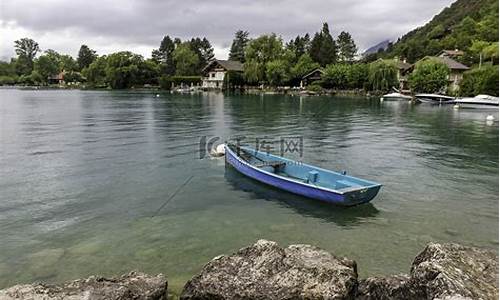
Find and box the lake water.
[0,89,498,293]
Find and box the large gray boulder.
[181,239,358,299]
[0,271,168,300]
[356,243,498,300]
[410,242,498,300]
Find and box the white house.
[202,60,244,89]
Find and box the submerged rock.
[181,239,358,299]
[0,271,168,300]
[356,243,498,300]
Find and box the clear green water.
[0,89,498,293]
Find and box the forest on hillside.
[369,0,498,65]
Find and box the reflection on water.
[224,165,380,227]
[0,89,497,292]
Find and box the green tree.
[63,71,84,83]
[244,34,284,83]
[483,42,499,63]
[347,63,369,89]
[152,36,176,75]
[286,34,311,60]
[188,37,215,73]
[409,58,450,93]
[454,17,478,50]
[459,65,499,96]
[368,59,399,91]
[77,45,97,70]
[243,61,261,84]
[172,43,199,76]
[322,64,350,89]
[59,54,78,72]
[34,51,60,82]
[82,55,107,86]
[265,59,290,86]
[229,30,250,63]
[309,23,337,66]
[14,38,40,75]
[468,40,491,67]
[337,31,357,63]
[105,51,144,89]
[428,24,446,39]
[0,60,16,77]
[140,59,160,85]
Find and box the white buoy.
[210,144,226,157]
[156,94,160,97]
[486,115,495,121]
[380,97,384,102]
[453,104,460,110]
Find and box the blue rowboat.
[224,144,382,206]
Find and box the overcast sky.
[0,0,455,61]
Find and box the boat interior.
[227,144,377,192]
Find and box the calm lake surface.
[0,89,498,292]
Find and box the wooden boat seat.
[254,161,286,168]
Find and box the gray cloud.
[0,0,455,60]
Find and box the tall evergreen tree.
[309,23,337,66]
[286,34,311,60]
[152,36,176,75]
[229,30,250,63]
[77,45,97,70]
[337,31,357,63]
[188,37,215,73]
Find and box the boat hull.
[416,98,455,104]
[454,96,499,109]
[415,94,455,104]
[225,146,381,206]
[455,102,499,109]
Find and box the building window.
[211,73,215,78]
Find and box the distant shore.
[0,84,383,97]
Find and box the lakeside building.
[395,58,413,92]
[202,60,243,89]
[414,52,469,92]
[48,71,65,85]
[300,68,324,87]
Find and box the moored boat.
[415,93,455,104]
[224,144,382,206]
[381,92,413,101]
[454,94,499,109]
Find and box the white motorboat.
[415,94,455,104]
[454,95,499,109]
[381,92,413,101]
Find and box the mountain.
[363,40,391,56]
[378,0,498,63]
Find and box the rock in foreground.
[181,239,358,299]
[358,243,498,300]
[0,271,168,300]
[411,242,498,300]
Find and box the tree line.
[0,21,497,95]
[0,22,360,89]
[0,35,217,89]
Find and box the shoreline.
[0,85,384,97]
[1,240,497,299]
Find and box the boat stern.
[341,185,382,206]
